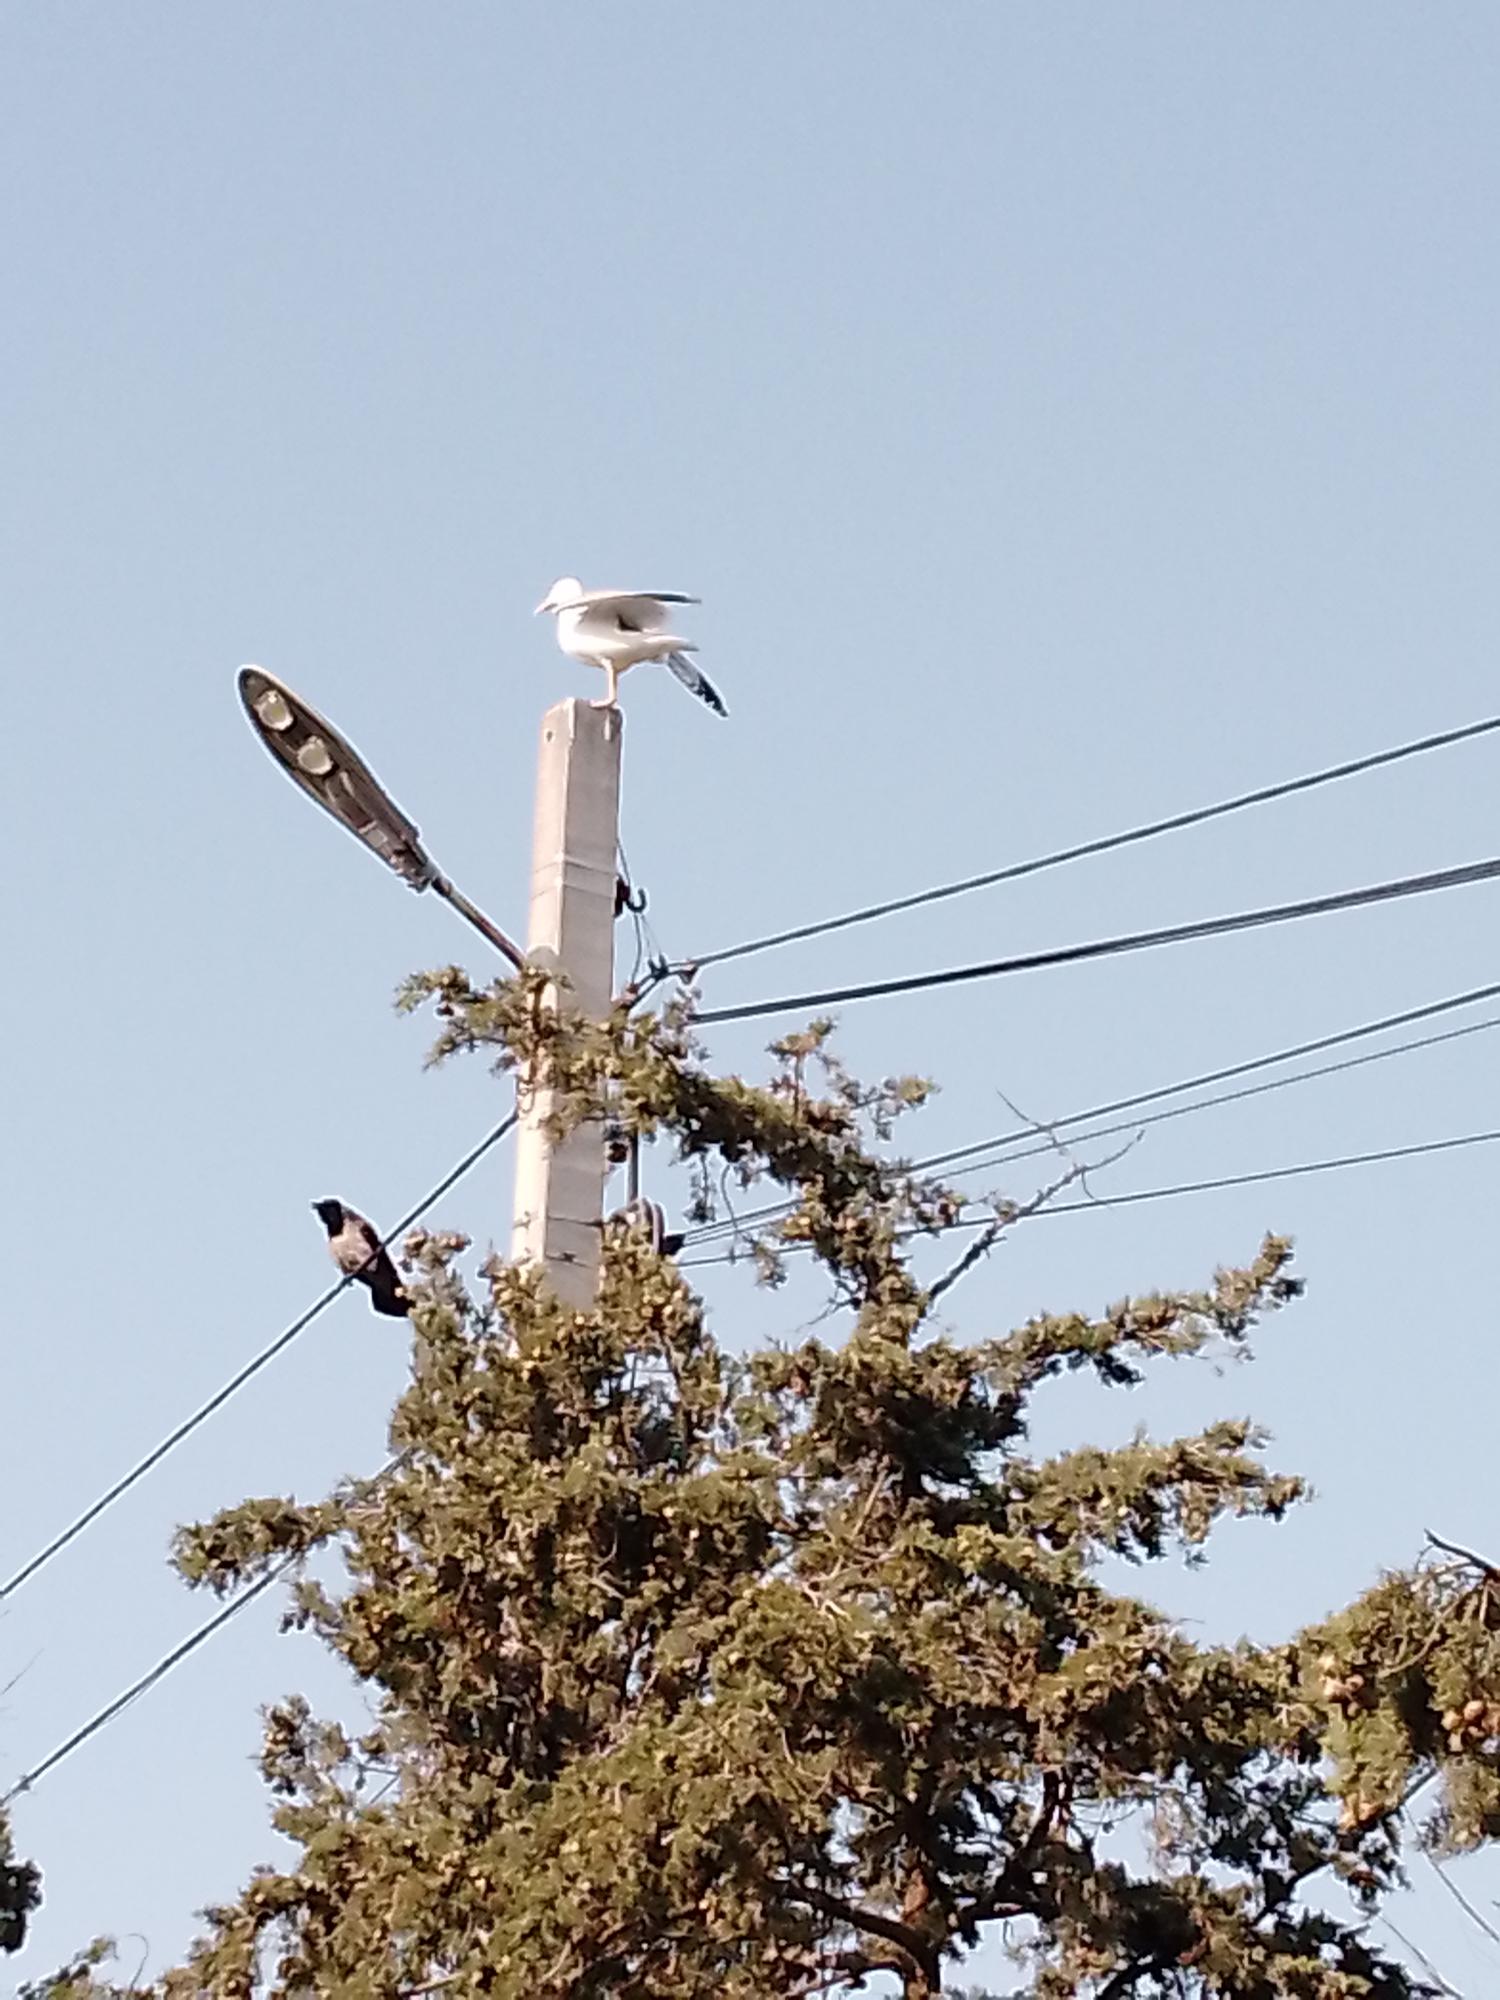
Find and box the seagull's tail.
[665,650,728,718]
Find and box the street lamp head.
[237,666,439,892]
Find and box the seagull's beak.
[533,598,552,616]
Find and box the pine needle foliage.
[29,972,1500,1999]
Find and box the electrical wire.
[683,711,1500,973]
[1,1457,405,1805]
[989,1127,1500,1221]
[1,1557,293,1804]
[0,1111,518,1606]
[927,1010,1500,1186]
[677,1127,1500,1269]
[915,981,1500,1176]
[691,855,1500,1028]
[616,838,673,1001]
[683,979,1500,1245]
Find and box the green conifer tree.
[25,972,1500,1997]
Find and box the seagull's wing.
[560,586,699,605]
[555,587,700,615]
[571,593,696,640]
[665,651,728,718]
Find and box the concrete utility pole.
[511,697,623,1306]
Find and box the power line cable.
[915,981,1500,1175]
[2,1458,405,1804]
[684,980,1500,1245]
[930,1010,1500,1186]
[683,713,1500,973]
[969,1127,1500,1224]
[0,1112,517,1606]
[691,856,1500,1028]
[678,1127,1500,1269]
[2,1557,293,1804]
[688,716,1500,972]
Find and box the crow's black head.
[312,1199,346,1234]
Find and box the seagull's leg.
[592,661,620,710]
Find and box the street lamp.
[237,666,525,970]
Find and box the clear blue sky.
[4,4,1500,1989]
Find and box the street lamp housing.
[237,666,439,891]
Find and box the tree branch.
[1425,1528,1500,1580]
[789,1945,908,1996]
[1097,1956,1168,2000]
[926,1139,1139,1310]
[962,1771,1066,1929]
[780,1879,926,1974]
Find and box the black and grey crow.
[312,1199,410,1318]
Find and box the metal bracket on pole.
[510,699,623,1306]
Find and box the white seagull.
[535,576,727,716]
